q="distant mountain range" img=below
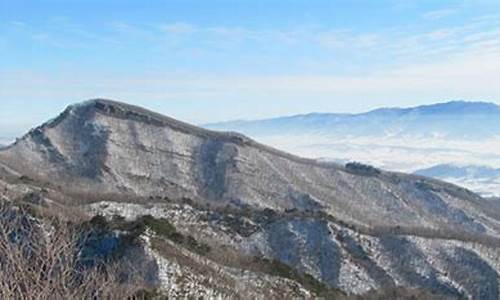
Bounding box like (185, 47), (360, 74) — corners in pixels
(205, 101), (500, 196)
(205, 101), (500, 139)
(415, 164), (500, 179)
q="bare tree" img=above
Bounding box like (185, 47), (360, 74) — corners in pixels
(0, 203), (150, 299)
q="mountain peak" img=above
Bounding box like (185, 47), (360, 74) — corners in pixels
(66, 98), (177, 125)
(8, 99), (323, 179)
(36, 98), (245, 143)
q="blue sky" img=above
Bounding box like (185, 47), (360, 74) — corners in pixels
(1, 0), (500, 140)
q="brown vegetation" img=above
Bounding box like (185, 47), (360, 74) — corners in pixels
(0, 203), (152, 299)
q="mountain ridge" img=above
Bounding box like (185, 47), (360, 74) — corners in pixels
(415, 164), (500, 179)
(205, 100), (500, 126)
(8, 98), (341, 171)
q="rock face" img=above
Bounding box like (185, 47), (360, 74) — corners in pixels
(1, 99), (500, 298)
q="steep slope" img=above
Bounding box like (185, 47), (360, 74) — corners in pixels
(1, 99), (500, 298)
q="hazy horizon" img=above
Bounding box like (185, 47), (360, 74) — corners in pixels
(0, 98), (497, 144)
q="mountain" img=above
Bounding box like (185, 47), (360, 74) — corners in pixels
(205, 101), (500, 139)
(370, 101), (500, 116)
(414, 164), (500, 197)
(1, 99), (500, 298)
(415, 164), (500, 179)
(204, 100), (500, 141)
(204, 101), (500, 196)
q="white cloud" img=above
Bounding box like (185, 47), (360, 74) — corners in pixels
(8, 13), (500, 67)
(422, 7), (458, 20)
(3, 13), (500, 123)
(10, 21), (27, 27)
(2, 40), (500, 116)
(160, 22), (197, 35)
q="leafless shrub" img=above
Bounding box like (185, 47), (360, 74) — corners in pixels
(0, 202), (152, 299)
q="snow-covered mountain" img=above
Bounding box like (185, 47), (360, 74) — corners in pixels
(1, 99), (500, 298)
(205, 101), (500, 196)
